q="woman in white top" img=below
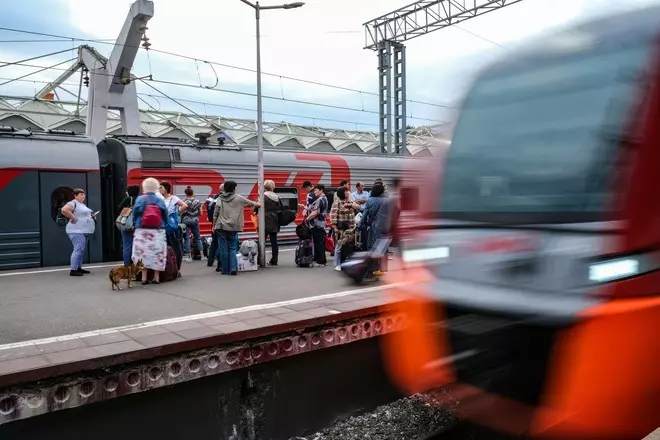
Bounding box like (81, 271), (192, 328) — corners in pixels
(159, 182), (187, 271)
(60, 188), (97, 277)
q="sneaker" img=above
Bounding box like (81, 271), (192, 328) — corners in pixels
(69, 270), (83, 277)
(77, 268), (90, 274)
(183, 256), (193, 263)
(334, 266), (341, 272)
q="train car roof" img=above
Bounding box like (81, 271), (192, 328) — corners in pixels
(106, 134), (442, 163)
(486, 4), (660, 74)
(0, 127), (99, 171)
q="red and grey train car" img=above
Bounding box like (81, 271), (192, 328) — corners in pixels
(0, 128), (428, 270)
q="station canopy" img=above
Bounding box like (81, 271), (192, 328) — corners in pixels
(0, 96), (450, 157)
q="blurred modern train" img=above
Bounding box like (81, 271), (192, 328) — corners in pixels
(385, 3), (660, 440)
(0, 129), (432, 270)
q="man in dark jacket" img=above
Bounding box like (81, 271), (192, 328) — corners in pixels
(206, 184), (223, 268)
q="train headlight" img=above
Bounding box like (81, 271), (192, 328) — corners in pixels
(588, 257), (640, 283)
(401, 245), (450, 267)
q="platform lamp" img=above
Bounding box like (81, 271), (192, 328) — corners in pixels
(239, 0), (305, 267)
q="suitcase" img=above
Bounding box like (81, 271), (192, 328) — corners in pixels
(135, 246), (179, 282)
(340, 238), (391, 284)
(295, 239), (314, 267)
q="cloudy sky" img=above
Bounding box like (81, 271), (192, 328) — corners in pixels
(0, 0), (658, 133)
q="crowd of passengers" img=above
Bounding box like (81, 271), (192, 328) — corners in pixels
(61, 176), (399, 280)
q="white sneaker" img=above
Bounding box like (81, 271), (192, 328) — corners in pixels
(183, 257), (193, 263)
(334, 266), (341, 271)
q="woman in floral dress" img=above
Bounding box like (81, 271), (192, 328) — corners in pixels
(131, 177), (168, 284)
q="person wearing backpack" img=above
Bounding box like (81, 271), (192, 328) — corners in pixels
(116, 185), (140, 266)
(159, 182), (187, 272)
(181, 186), (204, 263)
(59, 188), (98, 277)
(131, 178), (169, 285)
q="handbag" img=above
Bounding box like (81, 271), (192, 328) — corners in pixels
(115, 198), (134, 231)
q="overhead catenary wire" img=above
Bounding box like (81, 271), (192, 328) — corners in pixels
(0, 60), (449, 125)
(0, 57), (76, 87)
(0, 25), (457, 110)
(0, 75), (382, 128)
(0, 47), (75, 70)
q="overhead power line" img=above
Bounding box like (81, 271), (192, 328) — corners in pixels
(0, 59), (449, 125)
(0, 25), (457, 110)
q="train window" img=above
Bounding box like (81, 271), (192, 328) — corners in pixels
(274, 187), (298, 211)
(171, 149), (181, 162)
(400, 187), (419, 211)
(50, 186), (74, 222)
(140, 147), (172, 169)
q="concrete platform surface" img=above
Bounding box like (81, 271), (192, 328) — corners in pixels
(0, 247), (380, 344)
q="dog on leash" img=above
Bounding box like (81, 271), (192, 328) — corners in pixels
(109, 260), (145, 290)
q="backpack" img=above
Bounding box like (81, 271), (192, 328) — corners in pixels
(164, 199), (180, 233)
(277, 201), (297, 226)
(56, 201), (76, 227)
(142, 201), (162, 228)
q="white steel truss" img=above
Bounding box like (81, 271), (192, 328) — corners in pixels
(0, 95), (450, 157)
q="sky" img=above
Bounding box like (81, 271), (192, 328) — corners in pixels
(0, 0), (659, 133)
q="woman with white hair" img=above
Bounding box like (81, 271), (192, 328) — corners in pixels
(131, 177), (169, 284)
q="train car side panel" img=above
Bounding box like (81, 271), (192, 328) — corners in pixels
(0, 170), (40, 269)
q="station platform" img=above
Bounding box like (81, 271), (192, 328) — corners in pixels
(0, 248), (408, 433)
(0, 246), (377, 344)
(0, 247), (405, 387)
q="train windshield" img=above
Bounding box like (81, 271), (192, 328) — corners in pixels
(439, 28), (656, 224)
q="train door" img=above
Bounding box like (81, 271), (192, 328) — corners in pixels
(39, 172), (87, 267)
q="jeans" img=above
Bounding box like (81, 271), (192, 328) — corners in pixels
(120, 229), (134, 266)
(268, 232), (279, 265)
(217, 231), (239, 274)
(183, 218), (203, 255)
(311, 227), (327, 265)
(166, 229), (183, 270)
(68, 233), (87, 271)
(333, 240), (341, 268)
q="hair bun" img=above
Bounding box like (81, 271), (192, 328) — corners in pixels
(186, 186), (192, 189)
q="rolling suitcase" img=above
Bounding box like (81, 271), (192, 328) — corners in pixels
(340, 237), (391, 284)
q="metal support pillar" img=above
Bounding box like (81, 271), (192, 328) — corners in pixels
(393, 43), (406, 155)
(377, 41), (406, 156)
(378, 41), (392, 155)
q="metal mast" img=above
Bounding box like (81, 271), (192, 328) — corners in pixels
(364, 0), (523, 155)
(35, 0), (154, 145)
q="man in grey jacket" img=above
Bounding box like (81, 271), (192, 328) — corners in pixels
(212, 180), (260, 275)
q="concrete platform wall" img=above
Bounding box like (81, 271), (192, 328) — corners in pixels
(0, 337), (402, 440)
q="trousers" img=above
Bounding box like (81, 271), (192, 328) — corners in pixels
(68, 233), (88, 271)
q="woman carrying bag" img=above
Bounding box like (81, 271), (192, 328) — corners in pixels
(115, 185), (140, 266)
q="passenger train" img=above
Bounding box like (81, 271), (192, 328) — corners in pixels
(384, 4), (660, 440)
(0, 129), (428, 270)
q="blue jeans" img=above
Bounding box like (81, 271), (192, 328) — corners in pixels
(183, 218), (203, 255)
(217, 231), (238, 274)
(120, 229), (134, 266)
